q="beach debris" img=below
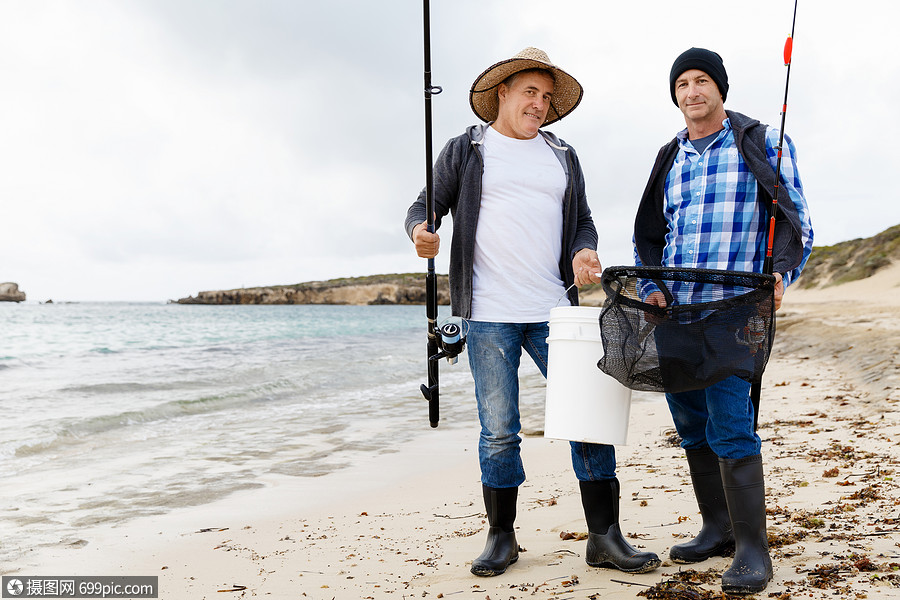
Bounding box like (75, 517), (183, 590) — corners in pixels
(807, 441), (876, 463)
(216, 584), (247, 592)
(610, 578), (652, 587)
(671, 568), (721, 585)
(761, 417), (814, 429)
(546, 548), (579, 557)
(449, 527), (480, 538)
(789, 510), (825, 529)
(197, 527), (229, 533)
(844, 483), (883, 503)
(629, 531), (655, 538)
(796, 557), (897, 589)
(766, 526), (809, 548)
(636, 579), (719, 599)
(636, 569), (724, 599)
(662, 428), (683, 447)
(559, 530), (588, 541)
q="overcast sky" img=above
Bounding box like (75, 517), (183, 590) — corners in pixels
(2, 1), (897, 302)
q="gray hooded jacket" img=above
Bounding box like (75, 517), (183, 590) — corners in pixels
(405, 123), (598, 319)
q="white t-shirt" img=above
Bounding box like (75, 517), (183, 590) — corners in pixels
(470, 126), (570, 322)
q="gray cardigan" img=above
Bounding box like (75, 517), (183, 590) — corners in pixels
(405, 124), (598, 319)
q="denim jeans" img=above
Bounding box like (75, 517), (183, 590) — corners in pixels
(665, 375), (761, 459)
(466, 320), (617, 488)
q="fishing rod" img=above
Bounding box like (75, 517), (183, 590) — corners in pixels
(763, 0), (798, 276)
(754, 0), (798, 431)
(420, 0), (472, 429)
(419, 0), (441, 428)
(418, 0), (468, 428)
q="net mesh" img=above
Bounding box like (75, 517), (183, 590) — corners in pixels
(597, 266), (776, 393)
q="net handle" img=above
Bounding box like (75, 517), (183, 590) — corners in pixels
(601, 266), (776, 290)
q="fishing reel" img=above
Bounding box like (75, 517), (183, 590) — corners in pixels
(429, 317), (468, 365)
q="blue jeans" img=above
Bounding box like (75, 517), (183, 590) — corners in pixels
(665, 375), (761, 459)
(466, 320), (617, 488)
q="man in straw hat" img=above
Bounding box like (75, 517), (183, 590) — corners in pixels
(405, 47), (660, 577)
(632, 48), (813, 595)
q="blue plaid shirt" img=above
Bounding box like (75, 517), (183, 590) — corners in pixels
(635, 117), (813, 303)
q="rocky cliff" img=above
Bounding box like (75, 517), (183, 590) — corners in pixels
(175, 274), (451, 305)
(0, 282), (26, 302)
(173, 273), (611, 307)
(796, 223), (900, 288)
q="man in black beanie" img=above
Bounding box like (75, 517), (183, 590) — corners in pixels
(631, 48), (814, 595)
(668, 47), (729, 106)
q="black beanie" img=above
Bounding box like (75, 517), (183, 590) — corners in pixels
(669, 47), (728, 106)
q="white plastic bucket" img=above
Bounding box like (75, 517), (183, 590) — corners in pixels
(544, 306), (633, 445)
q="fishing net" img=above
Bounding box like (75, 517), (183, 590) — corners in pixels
(597, 266), (776, 394)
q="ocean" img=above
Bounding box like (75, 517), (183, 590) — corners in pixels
(0, 302), (549, 566)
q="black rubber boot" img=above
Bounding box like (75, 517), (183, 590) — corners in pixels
(720, 455), (773, 595)
(580, 479), (661, 574)
(470, 485), (519, 576)
(670, 446), (735, 563)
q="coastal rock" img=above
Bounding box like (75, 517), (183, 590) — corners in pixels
(173, 273), (609, 307)
(0, 282), (26, 302)
(175, 274), (451, 306)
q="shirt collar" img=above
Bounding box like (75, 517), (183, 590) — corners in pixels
(676, 116), (733, 147)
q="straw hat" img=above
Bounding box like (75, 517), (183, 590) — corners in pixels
(469, 47), (583, 126)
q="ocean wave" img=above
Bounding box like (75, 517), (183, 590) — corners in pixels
(11, 373), (321, 460)
(0, 356), (26, 368)
(60, 381), (194, 395)
(13, 392), (249, 458)
(90, 347), (118, 354)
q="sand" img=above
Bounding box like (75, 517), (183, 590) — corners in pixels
(7, 264), (900, 599)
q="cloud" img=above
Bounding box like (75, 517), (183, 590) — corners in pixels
(0, 0), (897, 301)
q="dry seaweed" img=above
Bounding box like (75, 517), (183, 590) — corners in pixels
(637, 580), (726, 600)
